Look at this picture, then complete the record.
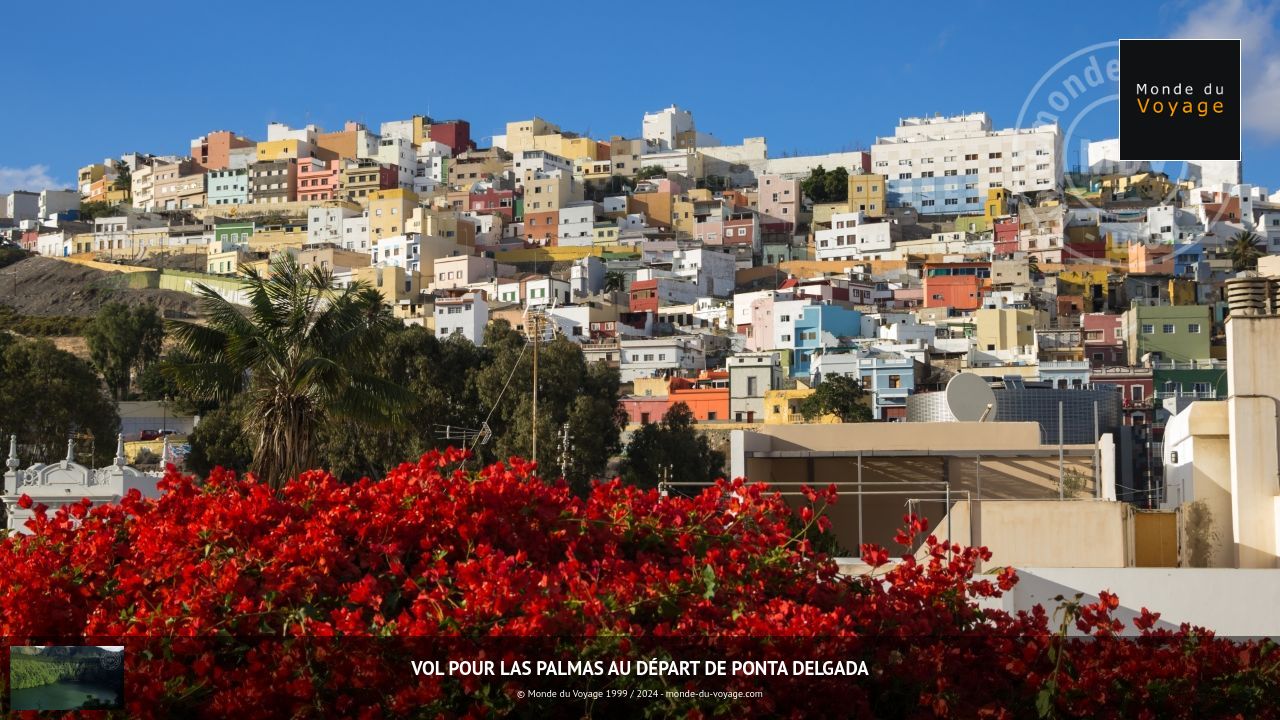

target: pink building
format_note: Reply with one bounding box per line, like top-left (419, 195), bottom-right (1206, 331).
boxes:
top-left (757, 174), bottom-right (800, 232)
top-left (297, 159), bottom-right (339, 202)
top-left (745, 296), bottom-right (776, 351)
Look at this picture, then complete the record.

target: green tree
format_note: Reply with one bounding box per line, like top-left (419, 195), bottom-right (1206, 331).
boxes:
top-left (801, 165), bottom-right (850, 204)
top-left (319, 326), bottom-right (485, 481)
top-left (797, 374), bottom-right (873, 423)
top-left (0, 333), bottom-right (119, 465)
top-left (1227, 230), bottom-right (1265, 271)
top-left (165, 254), bottom-right (408, 488)
top-left (620, 402), bottom-right (724, 490)
top-left (603, 271), bottom-right (626, 294)
top-left (112, 159), bottom-right (132, 192)
top-left (85, 302), bottom-right (165, 400)
top-left (471, 320), bottom-right (624, 492)
top-left (184, 399), bottom-right (255, 477)
top-left (635, 165), bottom-right (668, 181)
top-left (77, 201), bottom-right (119, 223)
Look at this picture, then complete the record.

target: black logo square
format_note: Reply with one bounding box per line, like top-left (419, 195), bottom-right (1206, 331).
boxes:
top-left (1120, 39), bottom-right (1240, 161)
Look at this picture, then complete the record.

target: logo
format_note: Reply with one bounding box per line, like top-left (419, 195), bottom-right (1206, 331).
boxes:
top-left (1120, 39), bottom-right (1241, 161)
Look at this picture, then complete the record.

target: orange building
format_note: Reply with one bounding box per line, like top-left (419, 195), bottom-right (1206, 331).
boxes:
top-left (191, 130), bottom-right (255, 170)
top-left (524, 210), bottom-right (559, 245)
top-left (922, 261), bottom-right (989, 310)
top-left (1128, 242), bottom-right (1176, 274)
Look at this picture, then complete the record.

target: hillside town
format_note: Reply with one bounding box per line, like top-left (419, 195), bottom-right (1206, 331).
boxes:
top-left (3, 104), bottom-right (1279, 580)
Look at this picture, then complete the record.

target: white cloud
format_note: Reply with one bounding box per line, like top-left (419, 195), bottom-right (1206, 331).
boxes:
top-left (1172, 0), bottom-right (1280, 139)
top-left (0, 164), bottom-right (66, 194)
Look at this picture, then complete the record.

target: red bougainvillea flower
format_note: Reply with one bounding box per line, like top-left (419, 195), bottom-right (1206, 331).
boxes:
top-left (0, 449), bottom-right (1275, 719)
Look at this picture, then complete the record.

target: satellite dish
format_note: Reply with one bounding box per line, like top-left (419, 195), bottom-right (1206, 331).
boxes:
top-left (945, 373), bottom-right (997, 422)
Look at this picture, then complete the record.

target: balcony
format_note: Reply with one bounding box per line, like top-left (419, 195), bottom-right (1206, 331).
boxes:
top-left (1151, 359), bottom-right (1225, 371)
top-left (1153, 388), bottom-right (1219, 400)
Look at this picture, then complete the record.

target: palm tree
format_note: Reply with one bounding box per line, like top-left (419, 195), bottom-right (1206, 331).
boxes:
top-left (165, 254), bottom-right (409, 488)
top-left (1227, 230), bottom-right (1265, 271)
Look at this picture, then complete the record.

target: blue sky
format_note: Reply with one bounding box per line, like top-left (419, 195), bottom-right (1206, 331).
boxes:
top-left (3, 0), bottom-right (1278, 193)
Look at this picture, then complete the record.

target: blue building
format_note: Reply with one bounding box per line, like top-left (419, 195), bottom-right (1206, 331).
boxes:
top-left (885, 173), bottom-right (983, 214)
top-left (810, 350), bottom-right (918, 420)
top-left (792, 304), bottom-right (863, 377)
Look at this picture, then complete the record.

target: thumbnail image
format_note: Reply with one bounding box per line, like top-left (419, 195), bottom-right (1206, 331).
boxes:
top-left (8, 645), bottom-right (124, 711)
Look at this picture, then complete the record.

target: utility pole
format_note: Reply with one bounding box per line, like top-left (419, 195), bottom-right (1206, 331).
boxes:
top-left (559, 422), bottom-right (571, 479)
top-left (530, 309), bottom-right (540, 467)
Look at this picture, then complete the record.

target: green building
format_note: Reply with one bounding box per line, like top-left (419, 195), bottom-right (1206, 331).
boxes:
top-left (213, 221), bottom-right (254, 248)
top-left (1123, 305), bottom-right (1212, 365)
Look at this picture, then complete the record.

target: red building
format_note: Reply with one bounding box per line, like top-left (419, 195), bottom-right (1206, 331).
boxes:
top-left (922, 262), bottom-right (989, 311)
top-left (1082, 313), bottom-right (1126, 367)
top-left (191, 130), bottom-right (255, 171)
top-left (429, 120), bottom-right (472, 156)
top-left (629, 279), bottom-right (659, 313)
top-left (993, 216), bottom-right (1019, 255)
top-left (470, 188), bottom-right (516, 220)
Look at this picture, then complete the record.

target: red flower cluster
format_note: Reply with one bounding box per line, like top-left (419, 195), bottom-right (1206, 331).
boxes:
top-left (0, 450), bottom-right (1276, 718)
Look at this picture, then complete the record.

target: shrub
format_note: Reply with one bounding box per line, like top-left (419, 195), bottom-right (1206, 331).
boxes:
top-left (0, 452), bottom-right (1276, 718)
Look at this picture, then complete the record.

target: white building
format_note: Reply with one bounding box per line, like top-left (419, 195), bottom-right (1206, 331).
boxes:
top-left (671, 247), bottom-right (736, 298)
top-left (308, 204), bottom-right (361, 246)
top-left (1, 436), bottom-right (161, 534)
top-left (434, 292), bottom-right (489, 344)
top-left (619, 335), bottom-right (707, 382)
top-left (557, 202), bottom-right (597, 246)
top-left (432, 254), bottom-right (498, 291)
top-left (374, 234), bottom-right (423, 272)
top-left (1085, 139), bottom-right (1149, 176)
top-left (728, 351), bottom-right (783, 422)
top-left (642, 105), bottom-right (697, 151)
top-left (871, 113), bottom-right (1061, 215)
top-left (38, 189), bottom-right (79, 219)
top-left (341, 212), bottom-right (371, 253)
top-left (814, 215), bottom-right (899, 261)
top-left (4, 191), bottom-right (38, 222)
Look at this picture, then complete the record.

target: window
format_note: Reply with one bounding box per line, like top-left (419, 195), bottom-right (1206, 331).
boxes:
top-left (920, 171), bottom-right (934, 178)
top-left (1114, 327), bottom-right (1124, 339)
top-left (707, 412), bottom-right (717, 421)
top-left (965, 168), bottom-right (978, 175)
top-left (898, 173), bottom-right (911, 180)
top-left (1132, 386), bottom-right (1144, 402)
top-left (988, 152), bottom-right (1002, 159)
top-left (888, 375), bottom-right (901, 388)
top-left (989, 167), bottom-right (1002, 174)
top-left (1141, 324), bottom-right (1154, 334)
top-left (1188, 323), bottom-right (1202, 333)
top-left (1194, 382), bottom-right (1211, 395)
top-left (964, 154), bottom-right (978, 161)
top-left (921, 199), bottom-right (935, 207)
top-left (1162, 324), bottom-right (1175, 334)
top-left (944, 169), bottom-right (957, 176)
top-left (944, 198), bottom-right (958, 205)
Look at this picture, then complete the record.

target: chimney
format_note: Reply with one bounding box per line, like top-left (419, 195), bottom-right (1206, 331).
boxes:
top-left (1224, 274), bottom-right (1275, 317)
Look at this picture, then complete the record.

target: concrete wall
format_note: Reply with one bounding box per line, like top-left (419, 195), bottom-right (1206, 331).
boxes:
top-left (932, 499), bottom-right (1136, 568)
top-left (992, 567), bottom-right (1280, 636)
top-left (1162, 401), bottom-right (1234, 567)
top-left (1226, 314), bottom-right (1280, 567)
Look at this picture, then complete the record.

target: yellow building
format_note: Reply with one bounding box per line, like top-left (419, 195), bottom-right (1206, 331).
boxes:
top-left (1056, 267), bottom-right (1110, 296)
top-left (78, 163), bottom-right (109, 196)
top-left (593, 223), bottom-right (620, 245)
top-left (368, 188), bottom-right (419, 241)
top-left (256, 139), bottom-right (312, 162)
top-left (974, 308), bottom-right (1043, 352)
top-left (248, 223), bottom-right (308, 254)
top-left (846, 173), bottom-right (886, 217)
top-left (1099, 172), bottom-right (1174, 202)
top-left (984, 188), bottom-right (1012, 220)
top-left (763, 384), bottom-right (840, 425)
top-left (504, 118), bottom-right (562, 156)
top-left (354, 264), bottom-right (424, 306)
